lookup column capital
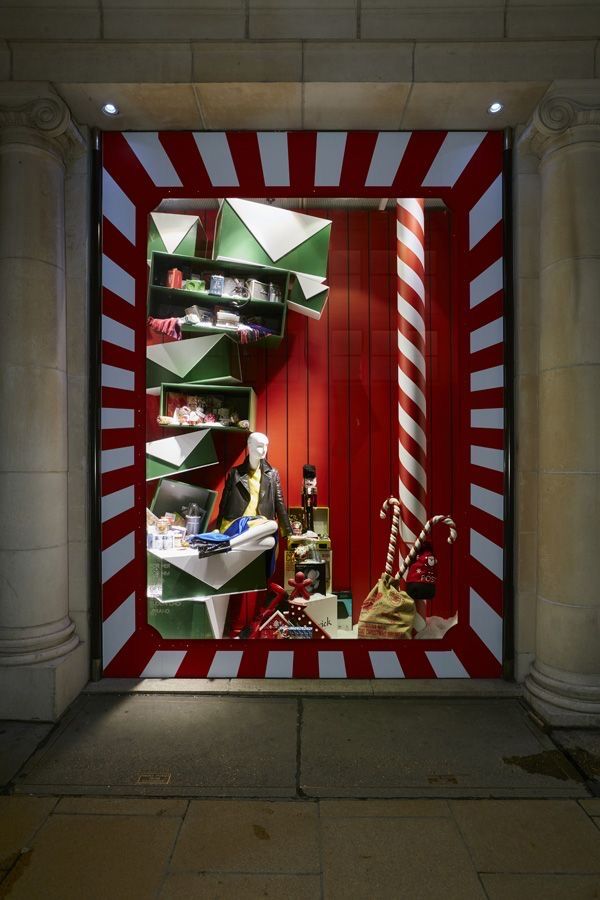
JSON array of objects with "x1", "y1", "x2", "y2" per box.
[
  {"x1": 519, "y1": 80, "x2": 600, "y2": 160},
  {"x1": 0, "y1": 83, "x2": 85, "y2": 162}
]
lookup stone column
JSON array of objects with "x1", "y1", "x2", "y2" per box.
[
  {"x1": 520, "y1": 81, "x2": 600, "y2": 725},
  {"x1": 0, "y1": 85, "x2": 88, "y2": 720}
]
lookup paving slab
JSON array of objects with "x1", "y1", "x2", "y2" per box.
[
  {"x1": 160, "y1": 872, "x2": 322, "y2": 899},
  {"x1": 55, "y1": 797, "x2": 188, "y2": 817},
  {"x1": 580, "y1": 797, "x2": 600, "y2": 817},
  {"x1": 0, "y1": 813, "x2": 179, "y2": 900},
  {"x1": 481, "y1": 873, "x2": 600, "y2": 899},
  {"x1": 0, "y1": 796, "x2": 56, "y2": 873},
  {"x1": 554, "y1": 729, "x2": 600, "y2": 786},
  {"x1": 300, "y1": 698, "x2": 586, "y2": 797},
  {"x1": 0, "y1": 721, "x2": 53, "y2": 786},
  {"x1": 170, "y1": 800, "x2": 320, "y2": 873},
  {"x1": 321, "y1": 815, "x2": 485, "y2": 900},
  {"x1": 451, "y1": 799, "x2": 600, "y2": 872},
  {"x1": 319, "y1": 799, "x2": 450, "y2": 818},
  {"x1": 14, "y1": 694, "x2": 297, "y2": 797}
]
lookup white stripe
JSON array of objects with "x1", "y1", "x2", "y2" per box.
[
  {"x1": 102, "y1": 315, "x2": 135, "y2": 352},
  {"x1": 141, "y1": 650, "x2": 186, "y2": 678},
  {"x1": 397, "y1": 259, "x2": 425, "y2": 302},
  {"x1": 207, "y1": 649, "x2": 243, "y2": 678},
  {"x1": 398, "y1": 405, "x2": 426, "y2": 450},
  {"x1": 369, "y1": 651, "x2": 405, "y2": 678},
  {"x1": 471, "y1": 445, "x2": 503, "y2": 471},
  {"x1": 102, "y1": 169, "x2": 136, "y2": 244},
  {"x1": 400, "y1": 519, "x2": 417, "y2": 543},
  {"x1": 471, "y1": 408, "x2": 504, "y2": 430},
  {"x1": 470, "y1": 258, "x2": 503, "y2": 309},
  {"x1": 123, "y1": 132, "x2": 182, "y2": 187},
  {"x1": 101, "y1": 407, "x2": 134, "y2": 430},
  {"x1": 469, "y1": 588, "x2": 503, "y2": 663},
  {"x1": 194, "y1": 132, "x2": 239, "y2": 187},
  {"x1": 470, "y1": 529, "x2": 504, "y2": 580},
  {"x1": 397, "y1": 221, "x2": 424, "y2": 267},
  {"x1": 101, "y1": 446, "x2": 134, "y2": 474},
  {"x1": 315, "y1": 131, "x2": 347, "y2": 186},
  {"x1": 470, "y1": 484, "x2": 504, "y2": 520},
  {"x1": 266, "y1": 651, "x2": 294, "y2": 678},
  {"x1": 399, "y1": 483, "x2": 427, "y2": 526},
  {"x1": 102, "y1": 255, "x2": 135, "y2": 305},
  {"x1": 102, "y1": 592, "x2": 135, "y2": 667},
  {"x1": 426, "y1": 650, "x2": 470, "y2": 678},
  {"x1": 397, "y1": 197, "x2": 424, "y2": 231},
  {"x1": 471, "y1": 365, "x2": 504, "y2": 392},
  {"x1": 101, "y1": 485, "x2": 135, "y2": 524},
  {"x1": 257, "y1": 131, "x2": 289, "y2": 186},
  {"x1": 469, "y1": 174, "x2": 502, "y2": 250},
  {"x1": 399, "y1": 368, "x2": 426, "y2": 414},
  {"x1": 422, "y1": 132, "x2": 486, "y2": 188},
  {"x1": 470, "y1": 316, "x2": 503, "y2": 354},
  {"x1": 101, "y1": 363, "x2": 134, "y2": 392},
  {"x1": 398, "y1": 332, "x2": 426, "y2": 377},
  {"x1": 398, "y1": 295, "x2": 425, "y2": 339},
  {"x1": 365, "y1": 132, "x2": 411, "y2": 186},
  {"x1": 399, "y1": 442, "x2": 427, "y2": 489},
  {"x1": 102, "y1": 531, "x2": 135, "y2": 584},
  {"x1": 318, "y1": 651, "x2": 347, "y2": 679}
]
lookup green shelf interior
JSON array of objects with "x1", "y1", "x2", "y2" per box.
[
  {"x1": 159, "y1": 382, "x2": 257, "y2": 433},
  {"x1": 148, "y1": 251, "x2": 289, "y2": 347}
]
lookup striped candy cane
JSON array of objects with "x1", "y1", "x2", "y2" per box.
[
  {"x1": 396, "y1": 198, "x2": 427, "y2": 549},
  {"x1": 396, "y1": 515, "x2": 458, "y2": 581},
  {"x1": 380, "y1": 496, "x2": 401, "y2": 576}
]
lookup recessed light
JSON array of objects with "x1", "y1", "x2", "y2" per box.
[
  {"x1": 488, "y1": 101, "x2": 504, "y2": 115},
  {"x1": 102, "y1": 102, "x2": 120, "y2": 117}
]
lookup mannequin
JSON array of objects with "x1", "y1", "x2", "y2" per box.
[{"x1": 217, "y1": 432, "x2": 291, "y2": 536}]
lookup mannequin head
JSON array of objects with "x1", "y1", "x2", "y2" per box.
[{"x1": 247, "y1": 432, "x2": 269, "y2": 470}]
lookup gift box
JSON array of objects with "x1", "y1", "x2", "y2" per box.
[
  {"x1": 146, "y1": 429, "x2": 218, "y2": 481},
  {"x1": 213, "y1": 198, "x2": 331, "y2": 320},
  {"x1": 150, "y1": 478, "x2": 217, "y2": 535},
  {"x1": 147, "y1": 212, "x2": 204, "y2": 260},
  {"x1": 146, "y1": 334, "x2": 242, "y2": 392},
  {"x1": 303, "y1": 593, "x2": 338, "y2": 639}
]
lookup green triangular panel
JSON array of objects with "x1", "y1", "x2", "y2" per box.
[
  {"x1": 213, "y1": 201, "x2": 331, "y2": 279},
  {"x1": 146, "y1": 429, "x2": 218, "y2": 481},
  {"x1": 147, "y1": 213, "x2": 202, "y2": 259},
  {"x1": 152, "y1": 553, "x2": 270, "y2": 602},
  {"x1": 289, "y1": 280, "x2": 329, "y2": 320},
  {"x1": 146, "y1": 334, "x2": 242, "y2": 390}
]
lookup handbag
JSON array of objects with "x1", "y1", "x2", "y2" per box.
[{"x1": 358, "y1": 498, "x2": 415, "y2": 639}]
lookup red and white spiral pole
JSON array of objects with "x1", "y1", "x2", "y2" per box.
[{"x1": 397, "y1": 198, "x2": 428, "y2": 624}]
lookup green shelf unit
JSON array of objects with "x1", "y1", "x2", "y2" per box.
[
  {"x1": 148, "y1": 251, "x2": 288, "y2": 348},
  {"x1": 150, "y1": 477, "x2": 218, "y2": 535},
  {"x1": 158, "y1": 382, "x2": 256, "y2": 433},
  {"x1": 146, "y1": 333, "x2": 242, "y2": 393}
]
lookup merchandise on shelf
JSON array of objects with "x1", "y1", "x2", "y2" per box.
[{"x1": 157, "y1": 383, "x2": 256, "y2": 432}]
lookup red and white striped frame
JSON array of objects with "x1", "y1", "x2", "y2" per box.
[{"x1": 99, "y1": 130, "x2": 507, "y2": 680}]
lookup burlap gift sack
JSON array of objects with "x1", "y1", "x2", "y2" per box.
[{"x1": 357, "y1": 573, "x2": 415, "y2": 639}]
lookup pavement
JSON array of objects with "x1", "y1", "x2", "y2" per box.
[{"x1": 1, "y1": 684, "x2": 600, "y2": 898}]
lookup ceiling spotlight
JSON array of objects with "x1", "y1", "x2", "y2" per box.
[
  {"x1": 487, "y1": 101, "x2": 504, "y2": 115},
  {"x1": 102, "y1": 102, "x2": 120, "y2": 117}
]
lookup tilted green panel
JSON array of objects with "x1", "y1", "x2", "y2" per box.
[
  {"x1": 147, "y1": 214, "x2": 203, "y2": 259},
  {"x1": 152, "y1": 554, "x2": 270, "y2": 602},
  {"x1": 146, "y1": 334, "x2": 242, "y2": 391},
  {"x1": 213, "y1": 201, "x2": 331, "y2": 279},
  {"x1": 146, "y1": 429, "x2": 218, "y2": 481}
]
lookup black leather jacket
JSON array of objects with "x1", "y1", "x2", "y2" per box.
[{"x1": 217, "y1": 458, "x2": 292, "y2": 536}]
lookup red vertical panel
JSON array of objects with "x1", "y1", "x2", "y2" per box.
[
  {"x1": 285, "y1": 313, "x2": 309, "y2": 509},
  {"x1": 347, "y1": 211, "x2": 372, "y2": 612},
  {"x1": 369, "y1": 210, "x2": 395, "y2": 593},
  {"x1": 327, "y1": 211, "x2": 351, "y2": 593}
]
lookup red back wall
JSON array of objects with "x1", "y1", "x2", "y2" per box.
[{"x1": 147, "y1": 206, "x2": 453, "y2": 620}]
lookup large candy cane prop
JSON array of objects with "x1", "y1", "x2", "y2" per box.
[
  {"x1": 396, "y1": 515, "x2": 458, "y2": 581},
  {"x1": 380, "y1": 496, "x2": 401, "y2": 576},
  {"x1": 396, "y1": 198, "x2": 427, "y2": 548}
]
